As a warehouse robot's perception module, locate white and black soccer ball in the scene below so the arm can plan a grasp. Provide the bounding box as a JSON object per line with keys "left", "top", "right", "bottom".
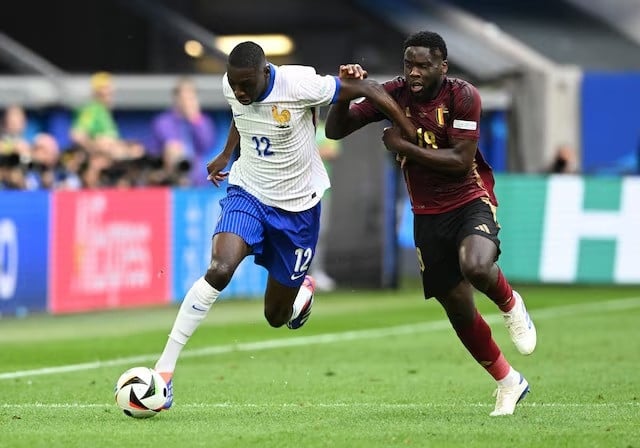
{"left": 114, "top": 367, "right": 167, "bottom": 418}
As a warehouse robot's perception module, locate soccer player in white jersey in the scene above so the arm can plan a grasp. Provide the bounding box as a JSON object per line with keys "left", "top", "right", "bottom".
{"left": 154, "top": 41, "right": 416, "bottom": 409}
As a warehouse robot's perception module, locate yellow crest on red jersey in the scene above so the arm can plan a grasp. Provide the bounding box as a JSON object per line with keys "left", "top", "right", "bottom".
{"left": 436, "top": 105, "right": 447, "bottom": 127}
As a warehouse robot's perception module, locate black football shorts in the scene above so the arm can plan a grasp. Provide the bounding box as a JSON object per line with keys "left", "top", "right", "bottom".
{"left": 413, "top": 198, "right": 501, "bottom": 299}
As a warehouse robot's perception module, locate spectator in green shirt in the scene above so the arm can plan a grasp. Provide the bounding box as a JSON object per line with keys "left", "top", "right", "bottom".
{"left": 70, "top": 72, "right": 125, "bottom": 158}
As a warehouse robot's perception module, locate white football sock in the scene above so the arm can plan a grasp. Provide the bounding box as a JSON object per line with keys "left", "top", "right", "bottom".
{"left": 497, "top": 367, "right": 521, "bottom": 387}
{"left": 155, "top": 277, "right": 220, "bottom": 373}
{"left": 290, "top": 282, "right": 313, "bottom": 321}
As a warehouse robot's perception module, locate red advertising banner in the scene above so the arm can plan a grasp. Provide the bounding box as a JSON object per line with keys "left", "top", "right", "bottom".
{"left": 50, "top": 189, "right": 171, "bottom": 313}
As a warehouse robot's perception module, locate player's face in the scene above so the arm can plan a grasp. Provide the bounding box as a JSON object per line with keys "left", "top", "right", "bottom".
{"left": 227, "top": 64, "right": 270, "bottom": 105}
{"left": 403, "top": 46, "right": 448, "bottom": 100}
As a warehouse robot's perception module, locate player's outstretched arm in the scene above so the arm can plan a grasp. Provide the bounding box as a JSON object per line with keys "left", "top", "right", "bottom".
{"left": 325, "top": 64, "right": 368, "bottom": 139}
{"left": 207, "top": 119, "right": 239, "bottom": 186}
{"left": 333, "top": 78, "right": 416, "bottom": 143}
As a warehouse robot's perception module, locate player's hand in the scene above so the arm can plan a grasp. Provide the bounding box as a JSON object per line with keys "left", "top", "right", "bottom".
{"left": 383, "top": 127, "right": 411, "bottom": 169}
{"left": 391, "top": 128, "right": 427, "bottom": 169}
{"left": 339, "top": 64, "right": 368, "bottom": 80}
{"left": 206, "top": 155, "right": 230, "bottom": 187}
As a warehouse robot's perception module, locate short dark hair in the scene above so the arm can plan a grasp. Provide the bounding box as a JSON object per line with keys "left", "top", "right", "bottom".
{"left": 228, "top": 41, "right": 266, "bottom": 69}
{"left": 403, "top": 31, "right": 448, "bottom": 60}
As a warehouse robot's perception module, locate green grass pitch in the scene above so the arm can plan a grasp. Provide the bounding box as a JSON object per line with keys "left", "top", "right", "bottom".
{"left": 1, "top": 284, "right": 639, "bottom": 447}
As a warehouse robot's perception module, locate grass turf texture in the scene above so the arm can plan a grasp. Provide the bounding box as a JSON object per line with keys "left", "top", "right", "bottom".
{"left": 1, "top": 284, "right": 639, "bottom": 447}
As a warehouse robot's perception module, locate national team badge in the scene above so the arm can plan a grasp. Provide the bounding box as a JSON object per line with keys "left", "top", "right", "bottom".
{"left": 436, "top": 105, "right": 448, "bottom": 127}
{"left": 272, "top": 105, "right": 291, "bottom": 128}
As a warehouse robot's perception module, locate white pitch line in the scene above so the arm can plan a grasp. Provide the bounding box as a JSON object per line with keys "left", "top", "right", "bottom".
{"left": 1, "top": 296, "right": 639, "bottom": 381}
{"left": 1, "top": 402, "right": 638, "bottom": 409}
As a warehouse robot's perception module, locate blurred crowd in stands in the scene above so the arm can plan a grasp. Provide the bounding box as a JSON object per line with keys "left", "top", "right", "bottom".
{"left": 0, "top": 73, "right": 217, "bottom": 190}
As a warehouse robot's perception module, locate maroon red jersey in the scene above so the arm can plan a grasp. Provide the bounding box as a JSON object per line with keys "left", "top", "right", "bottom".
{"left": 351, "top": 76, "right": 497, "bottom": 214}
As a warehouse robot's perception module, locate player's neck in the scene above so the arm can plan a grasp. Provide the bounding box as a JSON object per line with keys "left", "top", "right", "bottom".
{"left": 424, "top": 77, "right": 445, "bottom": 101}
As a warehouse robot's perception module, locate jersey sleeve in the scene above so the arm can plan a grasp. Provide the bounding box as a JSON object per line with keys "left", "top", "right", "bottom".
{"left": 448, "top": 83, "right": 482, "bottom": 140}
{"left": 348, "top": 97, "right": 385, "bottom": 123}
{"left": 348, "top": 78, "right": 400, "bottom": 124}
{"left": 294, "top": 68, "right": 341, "bottom": 107}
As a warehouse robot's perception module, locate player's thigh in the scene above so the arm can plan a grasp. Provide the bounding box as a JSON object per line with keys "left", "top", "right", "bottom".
{"left": 455, "top": 199, "right": 501, "bottom": 266}
{"left": 259, "top": 203, "right": 321, "bottom": 291}
{"left": 208, "top": 188, "right": 265, "bottom": 288}
{"left": 214, "top": 186, "right": 266, "bottom": 263}
{"left": 210, "top": 231, "right": 252, "bottom": 274}
{"left": 414, "top": 213, "right": 462, "bottom": 299}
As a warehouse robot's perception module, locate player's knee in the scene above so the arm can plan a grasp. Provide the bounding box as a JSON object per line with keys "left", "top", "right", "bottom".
{"left": 205, "top": 259, "right": 235, "bottom": 290}
{"left": 263, "top": 305, "right": 288, "bottom": 328}
{"left": 461, "top": 259, "right": 492, "bottom": 286}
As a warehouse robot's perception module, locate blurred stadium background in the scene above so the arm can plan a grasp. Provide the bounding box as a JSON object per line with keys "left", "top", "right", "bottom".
{"left": 3, "top": 4, "right": 640, "bottom": 445}
{"left": 1, "top": 0, "right": 640, "bottom": 317}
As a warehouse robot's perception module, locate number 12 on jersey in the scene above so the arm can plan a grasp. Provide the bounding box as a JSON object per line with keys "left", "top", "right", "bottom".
{"left": 252, "top": 136, "right": 274, "bottom": 156}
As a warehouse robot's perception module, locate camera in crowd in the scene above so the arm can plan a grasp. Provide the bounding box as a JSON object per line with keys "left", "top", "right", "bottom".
{"left": 0, "top": 152, "right": 21, "bottom": 168}
{"left": 0, "top": 153, "right": 25, "bottom": 189}
{"left": 96, "top": 154, "right": 192, "bottom": 187}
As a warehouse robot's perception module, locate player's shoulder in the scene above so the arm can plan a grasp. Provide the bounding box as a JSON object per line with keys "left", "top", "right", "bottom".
{"left": 277, "top": 64, "right": 320, "bottom": 79}
{"left": 445, "top": 77, "right": 480, "bottom": 97}
{"left": 371, "top": 77, "right": 407, "bottom": 104}
{"left": 381, "top": 76, "right": 407, "bottom": 93}
{"left": 444, "top": 77, "right": 482, "bottom": 113}
{"left": 271, "top": 65, "right": 327, "bottom": 95}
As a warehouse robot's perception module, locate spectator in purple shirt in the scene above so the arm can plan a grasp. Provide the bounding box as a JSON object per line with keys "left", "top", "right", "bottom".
{"left": 151, "top": 78, "right": 216, "bottom": 186}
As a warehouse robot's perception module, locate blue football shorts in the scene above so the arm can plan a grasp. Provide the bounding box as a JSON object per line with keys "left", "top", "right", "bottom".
{"left": 214, "top": 186, "right": 321, "bottom": 288}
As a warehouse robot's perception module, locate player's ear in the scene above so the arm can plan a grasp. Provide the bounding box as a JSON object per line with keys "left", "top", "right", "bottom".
{"left": 441, "top": 59, "right": 449, "bottom": 75}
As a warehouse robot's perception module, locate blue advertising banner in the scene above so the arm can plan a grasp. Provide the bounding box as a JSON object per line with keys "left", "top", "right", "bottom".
{"left": 171, "top": 189, "right": 267, "bottom": 302}
{"left": 0, "top": 191, "right": 49, "bottom": 316}
{"left": 581, "top": 72, "right": 640, "bottom": 174}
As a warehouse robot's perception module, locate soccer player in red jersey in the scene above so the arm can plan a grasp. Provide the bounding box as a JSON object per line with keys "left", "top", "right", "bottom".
{"left": 326, "top": 31, "right": 536, "bottom": 416}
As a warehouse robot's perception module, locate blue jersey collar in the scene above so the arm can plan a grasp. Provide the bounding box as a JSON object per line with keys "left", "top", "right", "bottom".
{"left": 256, "top": 63, "right": 276, "bottom": 102}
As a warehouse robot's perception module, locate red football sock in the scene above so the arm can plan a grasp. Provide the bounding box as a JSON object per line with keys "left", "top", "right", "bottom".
{"left": 486, "top": 353, "right": 511, "bottom": 382}
{"left": 454, "top": 310, "right": 511, "bottom": 381}
{"left": 486, "top": 268, "right": 515, "bottom": 312}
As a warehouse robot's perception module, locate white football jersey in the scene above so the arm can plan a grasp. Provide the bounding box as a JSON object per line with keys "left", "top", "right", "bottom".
{"left": 223, "top": 64, "right": 340, "bottom": 212}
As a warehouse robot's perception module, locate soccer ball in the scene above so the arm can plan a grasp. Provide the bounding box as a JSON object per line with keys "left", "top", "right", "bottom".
{"left": 114, "top": 367, "right": 168, "bottom": 418}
